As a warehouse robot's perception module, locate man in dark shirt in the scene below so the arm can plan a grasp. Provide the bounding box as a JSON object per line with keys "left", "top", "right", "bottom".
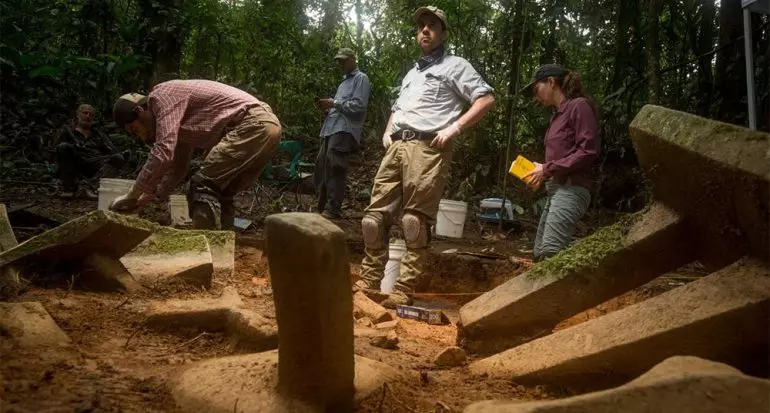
{"left": 56, "top": 104, "right": 126, "bottom": 199}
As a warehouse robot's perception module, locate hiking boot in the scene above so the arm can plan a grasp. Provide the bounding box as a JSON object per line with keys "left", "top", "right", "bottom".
{"left": 77, "top": 187, "right": 98, "bottom": 200}
{"left": 321, "top": 210, "right": 342, "bottom": 220}
{"left": 381, "top": 291, "right": 412, "bottom": 309}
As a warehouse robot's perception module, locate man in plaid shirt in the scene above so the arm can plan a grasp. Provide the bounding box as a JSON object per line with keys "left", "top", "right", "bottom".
{"left": 110, "top": 79, "right": 282, "bottom": 229}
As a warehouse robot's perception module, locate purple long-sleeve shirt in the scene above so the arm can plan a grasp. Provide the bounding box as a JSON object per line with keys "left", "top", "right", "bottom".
{"left": 542, "top": 97, "right": 600, "bottom": 189}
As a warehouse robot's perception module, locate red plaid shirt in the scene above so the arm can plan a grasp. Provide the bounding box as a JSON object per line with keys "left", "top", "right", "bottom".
{"left": 134, "top": 80, "right": 266, "bottom": 195}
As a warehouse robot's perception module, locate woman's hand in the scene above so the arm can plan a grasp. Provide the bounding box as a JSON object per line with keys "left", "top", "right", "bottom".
{"left": 523, "top": 162, "right": 545, "bottom": 188}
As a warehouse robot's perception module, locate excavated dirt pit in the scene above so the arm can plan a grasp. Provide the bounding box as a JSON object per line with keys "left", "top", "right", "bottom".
{"left": 0, "top": 189, "right": 705, "bottom": 412}
{"left": 1, "top": 235, "right": 707, "bottom": 413}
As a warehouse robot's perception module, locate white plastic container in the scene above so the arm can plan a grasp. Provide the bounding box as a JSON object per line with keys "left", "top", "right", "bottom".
{"left": 381, "top": 239, "right": 406, "bottom": 293}
{"left": 168, "top": 194, "right": 192, "bottom": 226}
{"left": 98, "top": 178, "right": 135, "bottom": 211}
{"left": 435, "top": 199, "right": 468, "bottom": 238}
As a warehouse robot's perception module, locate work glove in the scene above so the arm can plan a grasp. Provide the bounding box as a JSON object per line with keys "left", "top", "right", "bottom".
{"left": 430, "top": 122, "right": 461, "bottom": 149}
{"left": 110, "top": 193, "right": 139, "bottom": 213}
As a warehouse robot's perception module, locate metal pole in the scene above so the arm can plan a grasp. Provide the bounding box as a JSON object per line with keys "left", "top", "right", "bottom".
{"left": 743, "top": 7, "right": 757, "bottom": 130}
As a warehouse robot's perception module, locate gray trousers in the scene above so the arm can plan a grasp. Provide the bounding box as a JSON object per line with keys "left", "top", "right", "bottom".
{"left": 533, "top": 181, "right": 591, "bottom": 260}
{"left": 315, "top": 132, "right": 357, "bottom": 216}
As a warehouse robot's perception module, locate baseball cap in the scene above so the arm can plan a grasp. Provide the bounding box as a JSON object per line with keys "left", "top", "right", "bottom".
{"left": 413, "top": 6, "right": 449, "bottom": 29}
{"left": 519, "top": 64, "right": 566, "bottom": 97}
{"left": 334, "top": 48, "right": 356, "bottom": 60}
{"left": 113, "top": 93, "right": 147, "bottom": 129}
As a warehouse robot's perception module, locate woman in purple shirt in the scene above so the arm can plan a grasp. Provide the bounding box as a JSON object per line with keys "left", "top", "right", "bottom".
{"left": 520, "top": 64, "right": 600, "bottom": 261}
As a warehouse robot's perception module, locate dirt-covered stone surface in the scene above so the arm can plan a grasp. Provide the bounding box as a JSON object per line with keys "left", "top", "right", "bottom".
{"left": 0, "top": 186, "right": 704, "bottom": 412}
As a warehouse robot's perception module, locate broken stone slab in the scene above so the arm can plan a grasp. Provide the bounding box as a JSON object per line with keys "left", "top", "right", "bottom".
{"left": 131, "top": 227, "right": 234, "bottom": 278}
{"left": 0, "top": 204, "right": 17, "bottom": 251}
{"left": 0, "top": 210, "right": 153, "bottom": 268}
{"left": 80, "top": 252, "right": 142, "bottom": 292}
{"left": 172, "top": 213, "right": 400, "bottom": 413}
{"left": 145, "top": 286, "right": 243, "bottom": 329}
{"left": 225, "top": 308, "right": 279, "bottom": 352}
{"left": 469, "top": 258, "right": 770, "bottom": 388}
{"left": 120, "top": 235, "right": 214, "bottom": 287}
{"left": 172, "top": 351, "right": 402, "bottom": 413}
{"left": 265, "top": 213, "right": 354, "bottom": 410}
{"left": 464, "top": 356, "right": 770, "bottom": 413}
{"left": 0, "top": 302, "right": 71, "bottom": 349}
{"left": 0, "top": 204, "right": 21, "bottom": 298}
{"left": 434, "top": 346, "right": 467, "bottom": 367}
{"left": 353, "top": 291, "right": 393, "bottom": 324}
{"left": 630, "top": 105, "right": 770, "bottom": 268}
{"left": 144, "top": 286, "right": 278, "bottom": 353}
{"left": 458, "top": 203, "right": 694, "bottom": 354}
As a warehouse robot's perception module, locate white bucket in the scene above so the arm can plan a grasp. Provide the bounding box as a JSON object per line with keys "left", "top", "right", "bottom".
{"left": 168, "top": 195, "right": 192, "bottom": 226}
{"left": 435, "top": 199, "right": 468, "bottom": 238}
{"left": 381, "top": 239, "right": 406, "bottom": 293}
{"left": 98, "top": 178, "right": 135, "bottom": 211}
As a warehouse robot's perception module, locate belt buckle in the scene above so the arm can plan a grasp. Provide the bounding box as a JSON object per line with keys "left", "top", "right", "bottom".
{"left": 402, "top": 130, "right": 417, "bottom": 141}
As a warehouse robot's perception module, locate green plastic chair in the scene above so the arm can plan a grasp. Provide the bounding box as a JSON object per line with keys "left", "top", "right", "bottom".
{"left": 251, "top": 139, "right": 313, "bottom": 212}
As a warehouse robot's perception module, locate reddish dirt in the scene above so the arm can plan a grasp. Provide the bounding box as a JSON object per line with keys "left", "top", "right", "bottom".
{"left": 0, "top": 184, "right": 697, "bottom": 412}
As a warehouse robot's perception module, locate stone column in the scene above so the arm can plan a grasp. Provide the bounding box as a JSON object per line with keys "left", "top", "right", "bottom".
{"left": 265, "top": 213, "right": 354, "bottom": 411}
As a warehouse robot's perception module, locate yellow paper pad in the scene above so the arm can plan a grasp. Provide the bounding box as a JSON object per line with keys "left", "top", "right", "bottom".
{"left": 508, "top": 155, "right": 540, "bottom": 190}
{"left": 509, "top": 155, "right": 535, "bottom": 180}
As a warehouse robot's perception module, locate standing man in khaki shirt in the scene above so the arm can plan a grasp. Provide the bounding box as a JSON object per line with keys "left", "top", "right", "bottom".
{"left": 356, "top": 6, "right": 496, "bottom": 308}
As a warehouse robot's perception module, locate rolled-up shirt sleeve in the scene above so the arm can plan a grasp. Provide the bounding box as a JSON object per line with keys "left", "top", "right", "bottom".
{"left": 134, "top": 94, "right": 188, "bottom": 194}
{"left": 449, "top": 59, "right": 494, "bottom": 104}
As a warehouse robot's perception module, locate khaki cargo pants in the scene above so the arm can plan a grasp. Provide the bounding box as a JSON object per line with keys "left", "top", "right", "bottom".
{"left": 360, "top": 139, "right": 451, "bottom": 292}
{"left": 191, "top": 104, "right": 281, "bottom": 229}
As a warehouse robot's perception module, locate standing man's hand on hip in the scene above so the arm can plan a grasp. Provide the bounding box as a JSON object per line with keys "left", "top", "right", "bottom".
{"left": 382, "top": 133, "right": 393, "bottom": 149}
{"left": 431, "top": 121, "right": 461, "bottom": 149}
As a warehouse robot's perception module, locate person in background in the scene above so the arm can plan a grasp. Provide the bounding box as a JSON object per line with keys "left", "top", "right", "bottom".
{"left": 56, "top": 104, "right": 126, "bottom": 199}
{"left": 314, "top": 47, "right": 371, "bottom": 219}
{"left": 109, "top": 80, "right": 282, "bottom": 229}
{"left": 520, "top": 64, "right": 600, "bottom": 261}
{"left": 355, "top": 6, "right": 496, "bottom": 308}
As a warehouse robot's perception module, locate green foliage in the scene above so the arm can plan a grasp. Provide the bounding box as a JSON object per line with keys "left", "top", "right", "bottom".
{"left": 1, "top": 0, "right": 766, "bottom": 217}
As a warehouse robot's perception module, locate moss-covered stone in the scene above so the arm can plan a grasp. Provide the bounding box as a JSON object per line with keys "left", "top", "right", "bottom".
{"left": 526, "top": 213, "right": 642, "bottom": 282}
{"left": 130, "top": 234, "right": 210, "bottom": 255}
{"left": 0, "top": 210, "right": 153, "bottom": 267}
{"left": 630, "top": 105, "right": 769, "bottom": 176}
{"left": 153, "top": 227, "right": 234, "bottom": 247}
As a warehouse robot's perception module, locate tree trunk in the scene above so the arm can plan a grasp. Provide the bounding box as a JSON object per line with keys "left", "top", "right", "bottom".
{"left": 714, "top": 0, "right": 745, "bottom": 123}
{"left": 540, "top": 0, "right": 557, "bottom": 64}
{"left": 694, "top": 0, "right": 716, "bottom": 116}
{"left": 645, "top": 0, "right": 663, "bottom": 104}
{"left": 501, "top": 0, "right": 528, "bottom": 229}
{"left": 609, "top": 0, "right": 640, "bottom": 93}
{"left": 355, "top": 0, "right": 364, "bottom": 59}
{"left": 138, "top": 0, "right": 185, "bottom": 89}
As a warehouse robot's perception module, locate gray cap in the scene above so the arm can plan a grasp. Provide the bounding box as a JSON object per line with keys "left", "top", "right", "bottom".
{"left": 413, "top": 6, "right": 449, "bottom": 29}
{"left": 334, "top": 48, "right": 356, "bottom": 60}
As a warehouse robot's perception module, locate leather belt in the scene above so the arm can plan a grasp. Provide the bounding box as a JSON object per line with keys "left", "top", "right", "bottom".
{"left": 391, "top": 129, "right": 436, "bottom": 141}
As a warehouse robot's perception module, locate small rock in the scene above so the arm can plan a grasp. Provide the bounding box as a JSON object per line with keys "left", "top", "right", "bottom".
{"left": 375, "top": 320, "right": 398, "bottom": 330}
{"left": 433, "top": 346, "right": 467, "bottom": 367}
{"left": 353, "top": 291, "right": 393, "bottom": 324}
{"left": 369, "top": 330, "right": 399, "bottom": 350}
